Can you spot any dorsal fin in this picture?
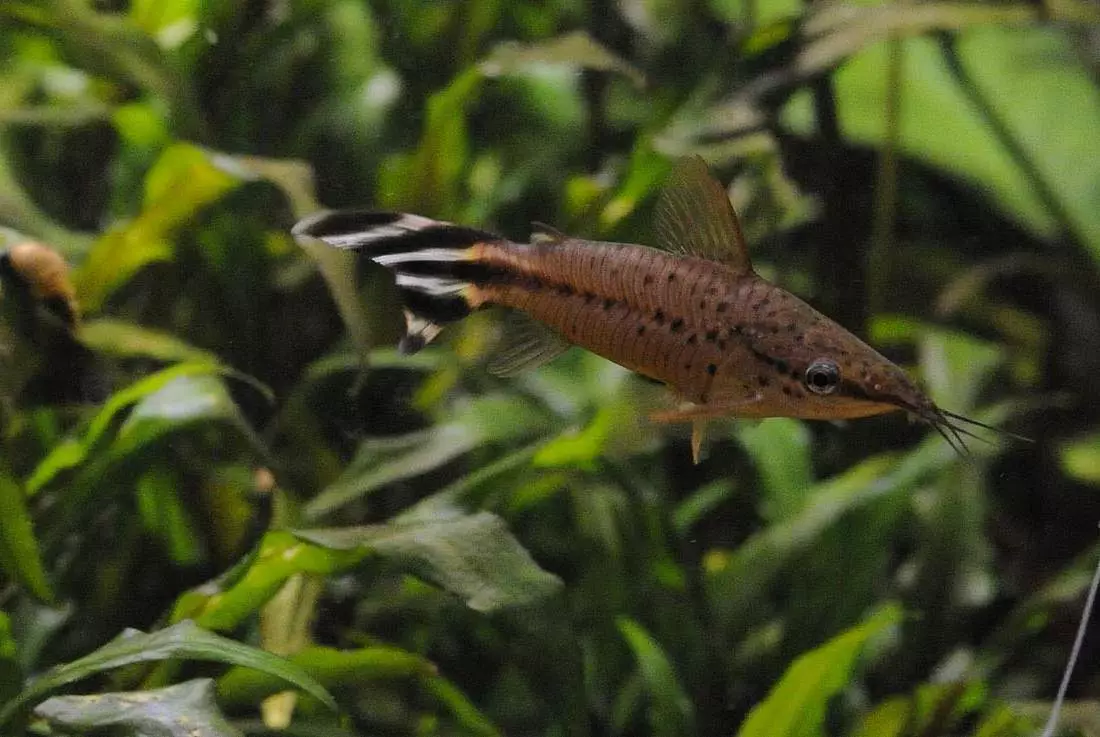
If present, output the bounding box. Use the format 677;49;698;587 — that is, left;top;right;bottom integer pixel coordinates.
530;221;567;244
653;156;752;274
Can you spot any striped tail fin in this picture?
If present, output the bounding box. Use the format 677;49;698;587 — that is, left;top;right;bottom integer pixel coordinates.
292;211;501;353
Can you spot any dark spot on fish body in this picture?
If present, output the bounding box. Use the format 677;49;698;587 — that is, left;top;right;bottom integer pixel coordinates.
705;329;718;342
706;363;717;376
757;375;770;387
637;324;646;336
699;300;707;310
717;340;727;350
717;301;729;313
602;298;614;310
775;359;788;374
782;385;792;396
686;334;698;346
644;274;654;286
670;318;684;333
654;310;665;325
667;273;676;283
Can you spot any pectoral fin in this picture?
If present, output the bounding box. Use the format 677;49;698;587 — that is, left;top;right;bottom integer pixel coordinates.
486;310;573;377
653;156;751;274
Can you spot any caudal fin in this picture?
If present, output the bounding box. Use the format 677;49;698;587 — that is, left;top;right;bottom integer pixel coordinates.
293;211;501;352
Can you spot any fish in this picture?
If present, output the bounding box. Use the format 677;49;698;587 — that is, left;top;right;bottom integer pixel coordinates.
293;156;1019;462
0;240;104;405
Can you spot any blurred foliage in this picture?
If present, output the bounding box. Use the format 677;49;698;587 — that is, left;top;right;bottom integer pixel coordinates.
0;0;1098;735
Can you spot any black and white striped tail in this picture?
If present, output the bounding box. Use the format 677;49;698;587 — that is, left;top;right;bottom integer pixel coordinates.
292;210;500;352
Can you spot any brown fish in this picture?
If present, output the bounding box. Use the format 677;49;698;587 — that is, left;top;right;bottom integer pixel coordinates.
294;157;1013;461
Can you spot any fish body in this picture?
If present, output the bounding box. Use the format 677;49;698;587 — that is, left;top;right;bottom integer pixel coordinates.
294;157;1005;457
464;237;921;422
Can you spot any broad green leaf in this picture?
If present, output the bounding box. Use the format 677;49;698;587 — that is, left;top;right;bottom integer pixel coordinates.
76;143;241;311
783;27;1100;256
736;604;902;737
297;512;562;612
479;31;645;87
35;678;242;737
0;620;335;726
79;319;219;364
1061;433;1100;486
26;362;220;495
0;467;53;602
617;617;695;736
735;418;813;522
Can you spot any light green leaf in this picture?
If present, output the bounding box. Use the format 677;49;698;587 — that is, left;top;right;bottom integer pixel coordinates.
35;678;242;737
0;620;335;726
736;418;813;522
76;143;241;311
617;617;695;736
79;319;219;364
479;31;645;87
297;512;561;612
0;468;54;602
217;645;436;705
784;26;1100;256
736;604;902;737
1061;433;1100;486
170;531;367;632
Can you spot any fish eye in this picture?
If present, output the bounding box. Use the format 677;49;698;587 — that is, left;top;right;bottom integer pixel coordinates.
805;359;840;395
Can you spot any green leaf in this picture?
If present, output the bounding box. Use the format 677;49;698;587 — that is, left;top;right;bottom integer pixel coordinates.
79;319;219;364
736;604;902;737
35;678;242;737
76;143;242;311
217;645;436;706
304;394;548;520
479;31;645;87
0;620;335;727
170;532;367;632
109;373;261;460
0;466;54;602
26;362;220;495
1061;433;1100;486
0;613;23;708
296;512;562;612
617;617;696;736
735;418;813;522
783;26;1100;255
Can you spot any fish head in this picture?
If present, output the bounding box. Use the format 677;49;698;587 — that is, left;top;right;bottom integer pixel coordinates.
720;283;957;432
